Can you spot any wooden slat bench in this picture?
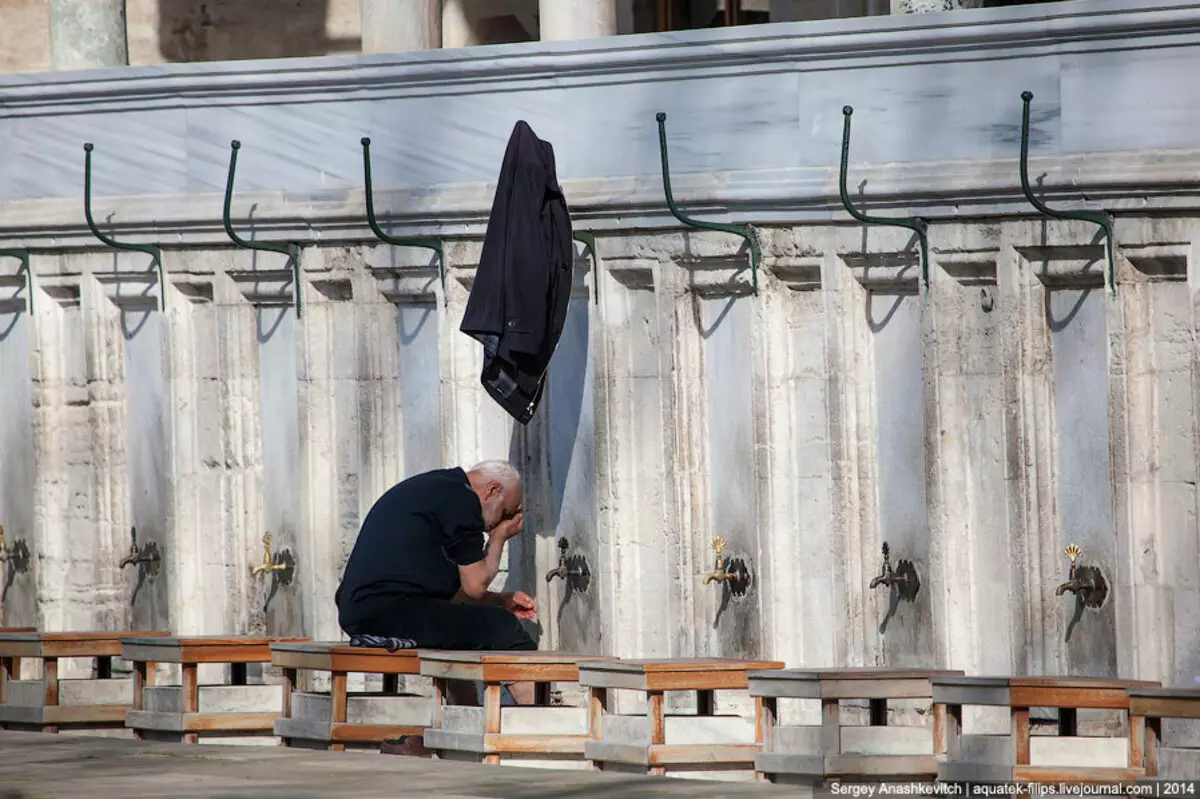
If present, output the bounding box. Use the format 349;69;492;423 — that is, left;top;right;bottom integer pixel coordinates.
748;667;965;783
419;650;613;768
121;636;307;744
579;657;785;778
933;676;1161;784
0;630;169;734
270;641;429;751
1127;687;1200;778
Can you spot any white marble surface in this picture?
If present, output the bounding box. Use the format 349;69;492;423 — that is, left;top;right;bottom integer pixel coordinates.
0;0;1196;209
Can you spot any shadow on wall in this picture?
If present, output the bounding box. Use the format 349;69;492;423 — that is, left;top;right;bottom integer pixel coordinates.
156;0;360;62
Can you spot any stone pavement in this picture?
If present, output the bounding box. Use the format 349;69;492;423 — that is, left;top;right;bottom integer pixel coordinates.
0;731;805;798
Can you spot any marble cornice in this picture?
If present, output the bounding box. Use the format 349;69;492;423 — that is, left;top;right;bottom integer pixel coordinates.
0;0;1194;116
1;148;1199;251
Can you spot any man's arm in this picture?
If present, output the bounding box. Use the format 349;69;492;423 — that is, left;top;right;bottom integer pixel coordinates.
457;531;508;602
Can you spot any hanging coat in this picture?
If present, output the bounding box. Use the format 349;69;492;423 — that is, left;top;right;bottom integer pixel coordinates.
459;120;574;425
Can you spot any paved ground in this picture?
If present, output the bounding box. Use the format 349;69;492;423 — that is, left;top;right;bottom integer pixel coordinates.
0;732;805;798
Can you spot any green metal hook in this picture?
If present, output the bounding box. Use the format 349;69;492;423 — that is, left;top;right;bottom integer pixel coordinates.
223;140;303;318
1020;91;1116;296
84;143;167;311
656;112;760;296
361;137;446;303
839;107;929;294
572;232;599;305
0;249;32;315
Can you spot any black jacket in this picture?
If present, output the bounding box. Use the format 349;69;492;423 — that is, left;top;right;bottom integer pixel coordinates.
460;120;574;425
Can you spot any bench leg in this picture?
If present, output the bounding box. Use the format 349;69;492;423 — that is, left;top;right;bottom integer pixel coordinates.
42;657;59;734
96;655;112;680
1129;714;1145;769
588;687;608;771
937;703;962;760
821;698;840;760
869;698;888;726
1146;717;1161;777
484;683;502;765
649;691;666;777
756;695;776;783
382;673;399;695
182;662;199;744
280;667;296;747
330;671;347;752
1013;707;1031;766
0;655;12;705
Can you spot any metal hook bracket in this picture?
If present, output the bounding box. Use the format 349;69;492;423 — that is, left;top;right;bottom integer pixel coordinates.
840;107;930;295
656;112;761;296
0;249;32;314
223;141;304;318
361;137;446;304
1020;91;1116;297
84;143;167;311
572;232;599;305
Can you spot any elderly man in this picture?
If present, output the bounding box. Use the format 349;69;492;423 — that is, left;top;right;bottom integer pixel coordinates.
335;460;537;651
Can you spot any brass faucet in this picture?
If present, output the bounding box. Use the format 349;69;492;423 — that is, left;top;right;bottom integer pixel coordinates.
251;532;286;577
545;537;587;583
869;543;920;601
702;537;733;585
119;526;160;569
1055;544;1108;607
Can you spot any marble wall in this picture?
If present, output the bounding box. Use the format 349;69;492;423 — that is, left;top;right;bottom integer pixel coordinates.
0;0;1198;717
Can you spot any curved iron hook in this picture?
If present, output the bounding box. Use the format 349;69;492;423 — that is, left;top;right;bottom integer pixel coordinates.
1020;91;1116;296
223;140;303;318
656;112;760;296
360;137;446;304
0;250;31;315
83;143;167;311
839;107;929;294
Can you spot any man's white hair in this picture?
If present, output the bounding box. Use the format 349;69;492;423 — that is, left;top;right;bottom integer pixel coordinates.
469;460;521;491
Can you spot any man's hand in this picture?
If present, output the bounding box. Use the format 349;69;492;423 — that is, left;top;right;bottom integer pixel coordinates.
488;511;524;542
500;591;536;620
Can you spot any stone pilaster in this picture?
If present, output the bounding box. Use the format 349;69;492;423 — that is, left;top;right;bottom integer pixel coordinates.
539;0;617;41
361;0;442;53
48;0;128;71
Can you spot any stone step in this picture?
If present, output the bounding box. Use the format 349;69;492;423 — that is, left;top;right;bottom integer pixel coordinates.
291;691;429;726
5;678;132;707
142;684;283;714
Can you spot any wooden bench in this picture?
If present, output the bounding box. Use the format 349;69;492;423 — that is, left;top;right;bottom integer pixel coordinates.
420;650;612;767
579;657;785;777
270;641;429;751
121;635;307;744
748;667;965;783
1127;687;1200;778
933;676;1161;784
0;630;169;733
